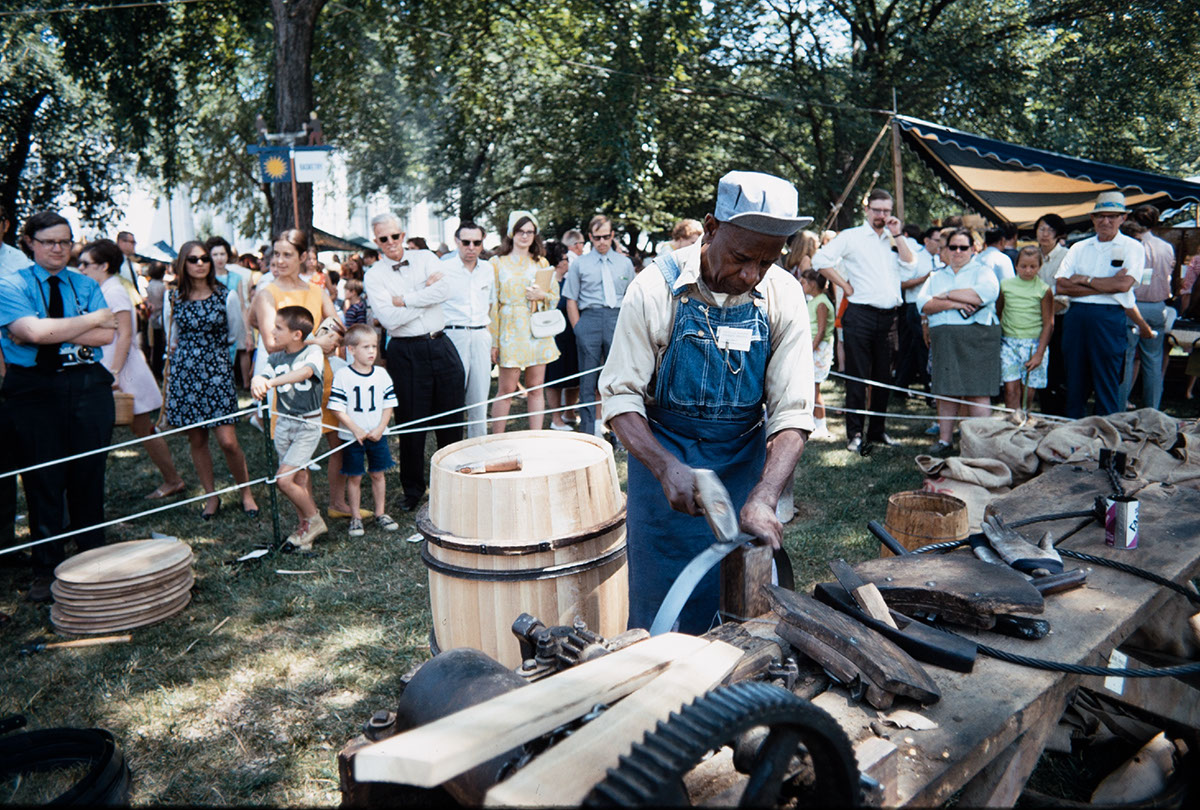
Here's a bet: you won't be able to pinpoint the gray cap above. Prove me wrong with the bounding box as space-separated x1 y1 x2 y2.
714 171 813 237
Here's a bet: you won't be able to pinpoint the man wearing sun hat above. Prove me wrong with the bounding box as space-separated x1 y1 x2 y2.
600 171 815 634
1054 190 1145 418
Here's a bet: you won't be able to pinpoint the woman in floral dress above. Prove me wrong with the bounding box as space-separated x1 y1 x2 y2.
164 240 259 519
489 211 559 432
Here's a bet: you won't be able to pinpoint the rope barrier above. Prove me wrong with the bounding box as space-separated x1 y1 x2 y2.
827 370 1072 423
0 406 259 480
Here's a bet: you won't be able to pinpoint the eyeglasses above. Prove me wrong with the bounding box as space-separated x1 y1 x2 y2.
376 233 403 243
1092 213 1123 221
946 245 971 252
514 228 536 236
592 233 614 241
867 207 892 216
31 237 72 249
458 239 483 247
185 254 213 264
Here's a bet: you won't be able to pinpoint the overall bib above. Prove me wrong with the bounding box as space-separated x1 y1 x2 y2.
626 255 770 635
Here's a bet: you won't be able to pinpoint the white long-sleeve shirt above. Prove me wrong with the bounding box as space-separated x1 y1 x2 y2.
363 249 449 336
811 223 913 309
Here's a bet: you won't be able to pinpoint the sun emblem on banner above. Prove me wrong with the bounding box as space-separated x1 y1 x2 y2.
264 156 288 179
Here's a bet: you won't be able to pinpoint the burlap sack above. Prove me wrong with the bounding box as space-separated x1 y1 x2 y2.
959 416 1052 479
916 455 1013 531
1105 408 1179 447
1037 416 1123 464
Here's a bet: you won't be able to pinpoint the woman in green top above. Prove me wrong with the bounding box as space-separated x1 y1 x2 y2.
801 270 835 439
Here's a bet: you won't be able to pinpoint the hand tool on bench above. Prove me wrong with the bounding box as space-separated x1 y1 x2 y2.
817 560 977 672
650 469 794 635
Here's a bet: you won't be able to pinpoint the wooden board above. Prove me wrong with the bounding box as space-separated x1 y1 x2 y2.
851 553 1045 621
50 592 191 634
54 538 192 584
720 544 774 620
51 571 194 608
767 585 940 705
352 632 709 788
483 639 745 806
51 556 194 592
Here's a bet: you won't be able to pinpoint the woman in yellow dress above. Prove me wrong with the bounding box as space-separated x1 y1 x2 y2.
490 211 560 432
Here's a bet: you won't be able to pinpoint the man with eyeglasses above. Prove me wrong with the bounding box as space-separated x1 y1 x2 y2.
441 222 495 438
364 212 465 512
0 211 119 602
564 214 634 438
1054 191 1145 418
812 189 915 454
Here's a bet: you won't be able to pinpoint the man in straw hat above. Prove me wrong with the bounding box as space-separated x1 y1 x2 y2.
600 171 816 634
1054 191 1145 418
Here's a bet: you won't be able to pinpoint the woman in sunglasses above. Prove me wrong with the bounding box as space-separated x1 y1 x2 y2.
489 211 559 432
78 239 185 500
163 240 258 519
916 227 1001 454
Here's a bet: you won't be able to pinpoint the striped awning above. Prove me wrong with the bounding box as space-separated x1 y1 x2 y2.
896 115 1200 231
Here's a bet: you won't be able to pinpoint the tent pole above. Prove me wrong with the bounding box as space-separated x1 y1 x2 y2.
891 89 904 220
822 119 891 232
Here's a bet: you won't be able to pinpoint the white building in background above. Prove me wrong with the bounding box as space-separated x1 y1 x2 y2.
85 150 459 258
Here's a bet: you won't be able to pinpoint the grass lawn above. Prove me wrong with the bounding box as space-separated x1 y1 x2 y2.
3 373 1196 805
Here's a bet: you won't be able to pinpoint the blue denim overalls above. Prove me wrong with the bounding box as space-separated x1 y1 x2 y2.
625 253 770 634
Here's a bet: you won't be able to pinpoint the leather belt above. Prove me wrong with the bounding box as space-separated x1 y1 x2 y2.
393 331 444 341
444 325 487 330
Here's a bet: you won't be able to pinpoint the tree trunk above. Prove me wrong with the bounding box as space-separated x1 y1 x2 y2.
270 0 326 237
1 88 49 233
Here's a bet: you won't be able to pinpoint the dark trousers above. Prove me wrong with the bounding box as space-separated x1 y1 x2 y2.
1062 303 1126 419
1 384 16 551
1039 313 1068 416
386 333 465 501
3 364 114 578
574 307 619 436
842 303 897 441
894 302 929 390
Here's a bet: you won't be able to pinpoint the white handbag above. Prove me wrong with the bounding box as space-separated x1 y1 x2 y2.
529 301 566 339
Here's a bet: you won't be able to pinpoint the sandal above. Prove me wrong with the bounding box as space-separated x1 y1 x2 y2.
145 481 186 500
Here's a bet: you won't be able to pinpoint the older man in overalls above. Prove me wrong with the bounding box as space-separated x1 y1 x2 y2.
600 172 816 634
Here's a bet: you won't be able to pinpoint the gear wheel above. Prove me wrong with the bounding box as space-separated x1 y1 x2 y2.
583 680 860 807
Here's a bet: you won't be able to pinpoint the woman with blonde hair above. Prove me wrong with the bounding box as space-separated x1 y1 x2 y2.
489 211 559 432
784 230 820 281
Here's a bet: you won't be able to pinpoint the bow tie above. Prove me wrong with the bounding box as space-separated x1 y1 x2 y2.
392 260 409 271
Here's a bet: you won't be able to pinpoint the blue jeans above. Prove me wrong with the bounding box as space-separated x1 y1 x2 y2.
1118 301 1167 410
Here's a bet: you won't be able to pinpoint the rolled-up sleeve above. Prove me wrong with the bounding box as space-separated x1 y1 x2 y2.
598 275 662 423
764 272 815 436
915 274 935 314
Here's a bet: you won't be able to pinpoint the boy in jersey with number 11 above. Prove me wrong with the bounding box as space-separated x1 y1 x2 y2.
251 306 328 550
328 324 400 537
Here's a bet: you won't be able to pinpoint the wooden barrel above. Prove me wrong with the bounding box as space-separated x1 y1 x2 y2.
882 491 968 557
420 431 628 668
113 392 134 426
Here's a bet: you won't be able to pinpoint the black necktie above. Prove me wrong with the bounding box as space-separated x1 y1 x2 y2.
36 275 64 370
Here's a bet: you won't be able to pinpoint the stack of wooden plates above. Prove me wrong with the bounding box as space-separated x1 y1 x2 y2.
50 538 194 635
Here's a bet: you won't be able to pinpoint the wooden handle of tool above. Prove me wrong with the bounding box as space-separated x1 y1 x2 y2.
1032 568 1087 596
456 454 522 475
45 634 132 649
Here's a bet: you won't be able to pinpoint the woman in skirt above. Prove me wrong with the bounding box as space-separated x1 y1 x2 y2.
916 227 1001 454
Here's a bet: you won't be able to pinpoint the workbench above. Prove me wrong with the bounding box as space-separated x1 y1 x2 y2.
807 462 1200 806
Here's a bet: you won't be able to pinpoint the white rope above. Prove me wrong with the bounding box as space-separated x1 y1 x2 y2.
821 404 978 421
0 406 259 480
828 370 1072 422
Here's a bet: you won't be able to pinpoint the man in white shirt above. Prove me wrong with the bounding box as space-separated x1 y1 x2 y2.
0 205 28 276
115 231 147 296
1118 205 1174 411
811 189 915 454
363 212 465 511
441 222 494 439
1055 192 1145 418
562 229 585 267
978 228 1016 285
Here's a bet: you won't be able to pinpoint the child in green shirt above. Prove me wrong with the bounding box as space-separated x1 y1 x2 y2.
997 247 1053 411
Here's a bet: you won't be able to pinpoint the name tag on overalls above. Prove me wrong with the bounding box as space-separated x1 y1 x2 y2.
715 326 754 351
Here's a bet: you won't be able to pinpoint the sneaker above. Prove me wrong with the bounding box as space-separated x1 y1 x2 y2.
298 514 328 548
809 427 835 440
285 522 307 550
926 439 953 455
924 422 940 436
879 433 900 447
348 517 365 537
846 435 862 453
376 513 400 531
549 422 574 432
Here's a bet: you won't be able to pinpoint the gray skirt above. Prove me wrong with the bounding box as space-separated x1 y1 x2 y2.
930 323 1002 397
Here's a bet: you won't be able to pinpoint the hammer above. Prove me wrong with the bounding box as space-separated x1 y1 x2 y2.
18 635 132 656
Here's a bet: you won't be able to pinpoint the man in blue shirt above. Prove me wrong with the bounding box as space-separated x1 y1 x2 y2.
0 211 118 602
563 215 634 438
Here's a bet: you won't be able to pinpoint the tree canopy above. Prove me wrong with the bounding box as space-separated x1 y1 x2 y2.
2 0 1197 242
